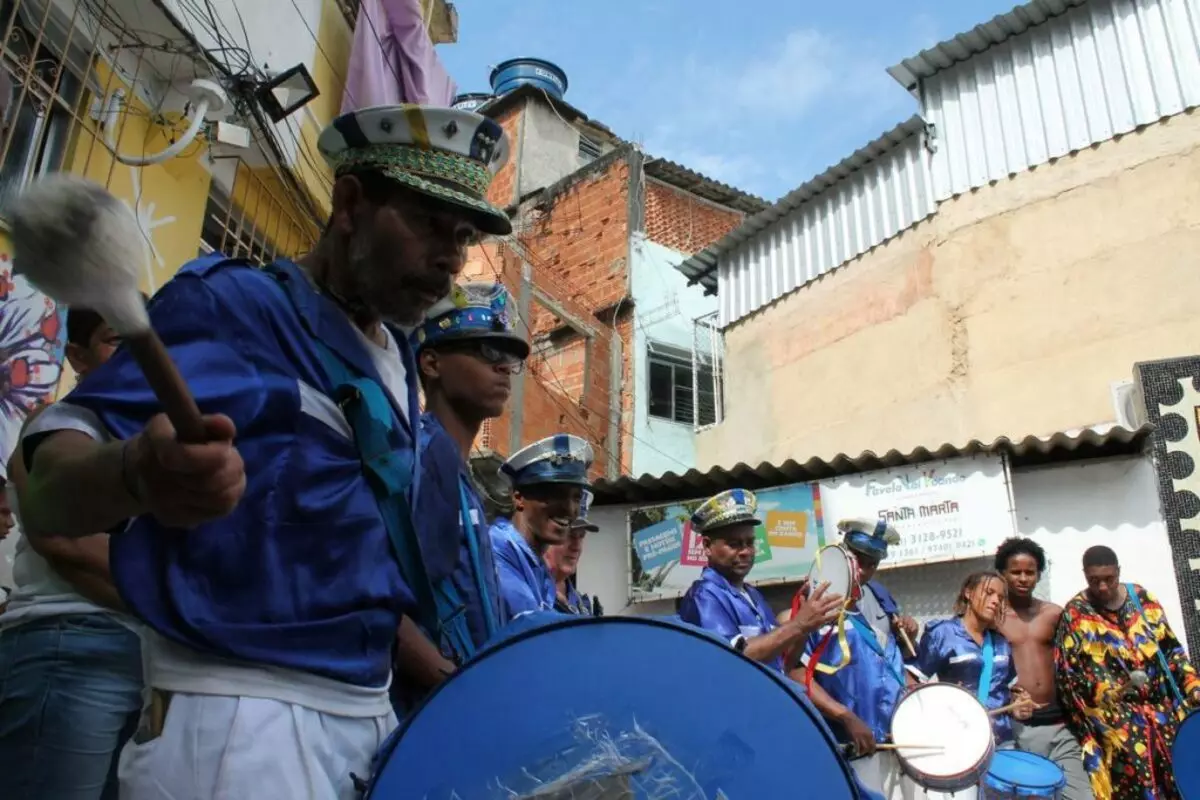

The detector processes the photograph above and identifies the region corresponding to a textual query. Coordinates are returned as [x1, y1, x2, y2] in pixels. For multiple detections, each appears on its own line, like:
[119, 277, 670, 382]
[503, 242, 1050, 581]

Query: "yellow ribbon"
[810, 546, 854, 675]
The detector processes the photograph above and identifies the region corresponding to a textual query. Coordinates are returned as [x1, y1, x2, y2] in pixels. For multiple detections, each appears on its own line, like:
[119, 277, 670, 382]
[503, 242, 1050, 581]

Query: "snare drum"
[1175, 710, 1200, 799]
[890, 682, 995, 794]
[363, 613, 860, 798]
[982, 750, 1066, 799]
[807, 544, 862, 604]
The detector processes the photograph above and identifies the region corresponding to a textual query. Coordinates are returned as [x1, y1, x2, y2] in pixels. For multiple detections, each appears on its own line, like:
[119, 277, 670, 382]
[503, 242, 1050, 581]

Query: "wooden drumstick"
[842, 743, 945, 753]
[989, 699, 1045, 717]
[10, 175, 207, 443]
[896, 624, 917, 659]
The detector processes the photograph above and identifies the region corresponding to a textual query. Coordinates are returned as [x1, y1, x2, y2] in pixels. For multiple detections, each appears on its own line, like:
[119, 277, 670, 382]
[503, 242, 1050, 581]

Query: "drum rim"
[371, 615, 860, 793]
[806, 544, 858, 596]
[889, 681, 995, 788]
[986, 749, 1068, 790]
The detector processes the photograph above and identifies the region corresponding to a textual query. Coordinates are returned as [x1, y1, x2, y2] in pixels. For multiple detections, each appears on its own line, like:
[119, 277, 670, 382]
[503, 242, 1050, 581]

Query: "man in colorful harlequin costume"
[390, 280, 530, 713]
[491, 435, 593, 621]
[679, 488, 843, 671]
[800, 518, 925, 800]
[16, 103, 512, 798]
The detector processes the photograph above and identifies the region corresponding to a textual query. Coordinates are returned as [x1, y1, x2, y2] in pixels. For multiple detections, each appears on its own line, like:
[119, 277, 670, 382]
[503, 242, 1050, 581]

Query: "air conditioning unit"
[1111, 380, 1148, 429]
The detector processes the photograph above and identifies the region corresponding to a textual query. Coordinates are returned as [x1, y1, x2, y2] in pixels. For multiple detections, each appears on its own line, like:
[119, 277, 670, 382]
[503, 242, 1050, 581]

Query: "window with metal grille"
[647, 341, 717, 427]
[0, 0, 88, 217]
[199, 191, 272, 264]
[578, 133, 602, 165]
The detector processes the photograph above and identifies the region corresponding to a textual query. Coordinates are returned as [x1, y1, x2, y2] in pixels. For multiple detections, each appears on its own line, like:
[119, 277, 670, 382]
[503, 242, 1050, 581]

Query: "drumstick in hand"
[990, 698, 1045, 717]
[10, 175, 207, 443]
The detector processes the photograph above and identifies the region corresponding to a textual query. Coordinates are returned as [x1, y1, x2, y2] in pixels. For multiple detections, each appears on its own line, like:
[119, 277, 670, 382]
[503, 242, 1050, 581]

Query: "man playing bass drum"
[792, 519, 922, 799]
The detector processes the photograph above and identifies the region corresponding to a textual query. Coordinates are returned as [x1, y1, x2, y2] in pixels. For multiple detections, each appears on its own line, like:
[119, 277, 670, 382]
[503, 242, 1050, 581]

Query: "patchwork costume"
[1055, 584, 1200, 800]
[802, 519, 926, 800]
[489, 435, 593, 621]
[21, 104, 512, 800]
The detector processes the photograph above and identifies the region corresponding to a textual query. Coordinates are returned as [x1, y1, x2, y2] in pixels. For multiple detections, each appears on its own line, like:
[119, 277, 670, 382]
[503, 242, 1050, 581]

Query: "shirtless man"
[994, 537, 1093, 800]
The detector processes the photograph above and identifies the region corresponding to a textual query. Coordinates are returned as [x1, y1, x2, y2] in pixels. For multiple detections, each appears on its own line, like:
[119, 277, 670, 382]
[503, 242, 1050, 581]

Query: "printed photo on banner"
[818, 454, 1017, 569]
[627, 483, 827, 602]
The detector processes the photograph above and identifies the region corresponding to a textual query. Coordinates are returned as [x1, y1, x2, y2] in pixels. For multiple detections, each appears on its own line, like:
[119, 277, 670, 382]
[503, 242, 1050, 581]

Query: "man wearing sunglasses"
[491, 434, 593, 621]
[391, 282, 529, 712]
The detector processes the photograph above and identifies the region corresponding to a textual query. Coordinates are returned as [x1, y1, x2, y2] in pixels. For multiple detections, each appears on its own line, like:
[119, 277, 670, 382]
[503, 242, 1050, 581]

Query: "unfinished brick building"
[460, 72, 766, 493]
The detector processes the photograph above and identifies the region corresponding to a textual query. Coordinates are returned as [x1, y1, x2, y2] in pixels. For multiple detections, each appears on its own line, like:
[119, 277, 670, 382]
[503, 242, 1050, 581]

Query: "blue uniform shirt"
[803, 582, 910, 745]
[414, 411, 503, 651]
[916, 617, 1016, 743]
[25, 257, 420, 688]
[678, 567, 783, 673]
[554, 578, 594, 616]
[489, 518, 555, 620]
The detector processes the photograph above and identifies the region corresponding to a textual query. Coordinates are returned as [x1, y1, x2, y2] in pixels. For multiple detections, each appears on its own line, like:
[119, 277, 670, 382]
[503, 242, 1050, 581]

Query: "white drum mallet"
[9, 174, 207, 443]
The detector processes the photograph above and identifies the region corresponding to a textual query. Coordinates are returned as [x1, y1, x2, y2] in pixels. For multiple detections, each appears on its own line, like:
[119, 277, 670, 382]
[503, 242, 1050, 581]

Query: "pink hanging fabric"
[341, 0, 456, 113]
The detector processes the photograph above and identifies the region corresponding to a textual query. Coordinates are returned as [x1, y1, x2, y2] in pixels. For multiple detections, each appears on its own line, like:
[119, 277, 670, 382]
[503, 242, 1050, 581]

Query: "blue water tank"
[489, 58, 568, 100]
[451, 92, 493, 112]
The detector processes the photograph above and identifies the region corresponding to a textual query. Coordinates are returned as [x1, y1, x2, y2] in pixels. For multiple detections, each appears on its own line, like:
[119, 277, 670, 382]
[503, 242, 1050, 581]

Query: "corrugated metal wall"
[923, 0, 1200, 199]
[716, 130, 936, 327]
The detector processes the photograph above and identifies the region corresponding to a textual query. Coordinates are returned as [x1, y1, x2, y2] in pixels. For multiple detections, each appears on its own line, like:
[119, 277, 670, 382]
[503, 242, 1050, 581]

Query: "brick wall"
[644, 179, 745, 255]
[486, 106, 522, 209]
[517, 157, 630, 335]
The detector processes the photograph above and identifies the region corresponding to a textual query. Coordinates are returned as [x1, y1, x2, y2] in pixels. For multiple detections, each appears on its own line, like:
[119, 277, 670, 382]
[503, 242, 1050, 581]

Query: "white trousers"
[117, 693, 397, 800]
[852, 752, 979, 800]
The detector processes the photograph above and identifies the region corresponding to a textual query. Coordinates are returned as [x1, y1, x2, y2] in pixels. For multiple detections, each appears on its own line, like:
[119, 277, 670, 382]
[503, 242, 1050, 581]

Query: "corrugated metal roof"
[643, 158, 769, 216]
[673, 116, 936, 327]
[887, 0, 1091, 90]
[590, 423, 1152, 506]
[895, 0, 1200, 200]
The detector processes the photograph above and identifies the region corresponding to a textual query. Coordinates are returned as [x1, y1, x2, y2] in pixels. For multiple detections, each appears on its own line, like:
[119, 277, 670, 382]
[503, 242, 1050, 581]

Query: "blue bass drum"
[366, 612, 859, 799]
[1176, 710, 1200, 799]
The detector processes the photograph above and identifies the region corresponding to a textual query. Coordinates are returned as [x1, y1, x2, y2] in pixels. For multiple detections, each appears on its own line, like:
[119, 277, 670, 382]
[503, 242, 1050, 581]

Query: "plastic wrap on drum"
[488, 713, 737, 799]
[367, 614, 858, 799]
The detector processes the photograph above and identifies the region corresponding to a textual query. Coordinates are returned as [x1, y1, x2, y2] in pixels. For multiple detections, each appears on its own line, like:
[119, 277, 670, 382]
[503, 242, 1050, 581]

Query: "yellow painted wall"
[66, 62, 212, 297]
[287, 0, 354, 219]
[695, 109, 1200, 471]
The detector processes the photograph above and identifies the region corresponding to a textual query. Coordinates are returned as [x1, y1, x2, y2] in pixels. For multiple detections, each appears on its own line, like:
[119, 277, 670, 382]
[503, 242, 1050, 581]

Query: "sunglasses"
[439, 340, 526, 373]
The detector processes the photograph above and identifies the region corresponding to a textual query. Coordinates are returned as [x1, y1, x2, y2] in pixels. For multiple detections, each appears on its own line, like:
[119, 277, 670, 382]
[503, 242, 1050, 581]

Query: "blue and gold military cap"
[318, 104, 512, 235]
[502, 434, 593, 489]
[838, 518, 902, 561]
[412, 281, 529, 358]
[691, 488, 760, 535]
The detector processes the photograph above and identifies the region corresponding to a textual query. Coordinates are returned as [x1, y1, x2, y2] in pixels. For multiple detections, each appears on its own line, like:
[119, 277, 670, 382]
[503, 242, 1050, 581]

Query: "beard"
[342, 234, 430, 328]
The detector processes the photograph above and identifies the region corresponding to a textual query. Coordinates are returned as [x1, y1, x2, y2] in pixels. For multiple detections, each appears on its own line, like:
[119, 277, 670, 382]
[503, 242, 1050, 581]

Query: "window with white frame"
[647, 341, 717, 427]
[0, 1, 88, 216]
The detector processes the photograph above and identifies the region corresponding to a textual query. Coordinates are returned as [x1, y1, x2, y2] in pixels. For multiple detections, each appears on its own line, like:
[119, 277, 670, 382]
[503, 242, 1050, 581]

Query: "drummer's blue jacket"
[916, 617, 1017, 743]
[802, 582, 919, 745]
[678, 567, 784, 673]
[411, 412, 503, 653]
[490, 518, 556, 620]
[23, 256, 422, 688]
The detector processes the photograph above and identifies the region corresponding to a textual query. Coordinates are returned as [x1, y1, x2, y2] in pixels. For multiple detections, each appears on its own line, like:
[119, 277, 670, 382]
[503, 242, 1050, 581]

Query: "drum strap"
[1126, 583, 1184, 706]
[846, 615, 906, 687]
[977, 632, 994, 705]
[261, 263, 478, 663]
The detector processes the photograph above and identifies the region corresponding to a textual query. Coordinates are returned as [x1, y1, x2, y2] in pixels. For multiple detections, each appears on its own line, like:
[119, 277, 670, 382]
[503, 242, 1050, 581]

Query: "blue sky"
[440, 0, 1021, 201]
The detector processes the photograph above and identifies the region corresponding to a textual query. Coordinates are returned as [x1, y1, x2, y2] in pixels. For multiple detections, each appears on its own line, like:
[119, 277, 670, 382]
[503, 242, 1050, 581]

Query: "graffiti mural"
[0, 253, 65, 458]
[0, 252, 65, 586]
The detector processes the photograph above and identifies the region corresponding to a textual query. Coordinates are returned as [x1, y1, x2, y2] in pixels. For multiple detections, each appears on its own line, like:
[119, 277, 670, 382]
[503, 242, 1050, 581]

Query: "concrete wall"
[580, 454, 1188, 651]
[697, 109, 1200, 470]
[629, 235, 718, 478]
[518, 100, 586, 197]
